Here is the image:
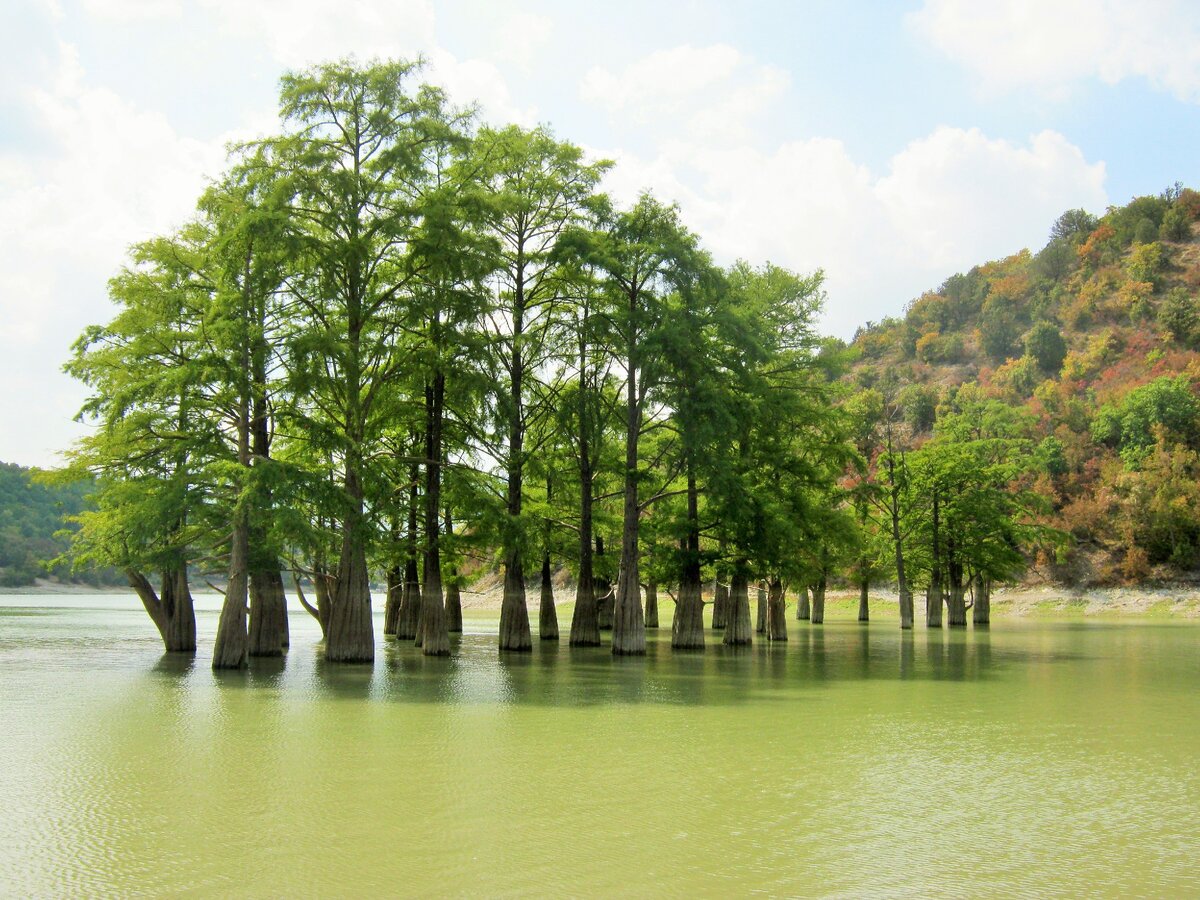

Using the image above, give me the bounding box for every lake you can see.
[1,593,1198,897]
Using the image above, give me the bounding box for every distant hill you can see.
[849,183,1200,585]
[0,462,123,588]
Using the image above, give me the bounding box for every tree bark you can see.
[712,570,729,629]
[810,576,827,626]
[644,577,659,629]
[723,568,752,646]
[396,464,421,642]
[973,575,991,626]
[796,585,810,621]
[766,577,788,641]
[596,535,613,630]
[214,509,250,669]
[756,581,768,634]
[569,503,600,646]
[857,576,870,623]
[384,563,402,636]
[946,542,967,627]
[419,372,450,656]
[539,551,559,640]
[128,567,196,652]
[249,568,287,656]
[927,493,943,628]
[444,508,462,634]
[325,459,374,663]
[671,465,704,649]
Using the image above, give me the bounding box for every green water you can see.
[1,594,1198,897]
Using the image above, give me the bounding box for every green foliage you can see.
[1025,321,1068,375]
[900,383,938,433]
[1091,376,1200,464]
[0,464,120,586]
[1050,209,1099,244]
[979,299,1022,362]
[1160,205,1192,241]
[1126,241,1165,287]
[1158,287,1200,347]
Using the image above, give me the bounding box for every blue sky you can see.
[3,0,1200,466]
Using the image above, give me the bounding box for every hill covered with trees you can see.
[850,184,1200,588]
[0,463,121,587]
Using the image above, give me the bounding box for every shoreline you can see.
[6,578,1200,618]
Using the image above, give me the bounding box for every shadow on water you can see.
[152,620,1097,707]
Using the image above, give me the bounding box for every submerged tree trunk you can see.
[796,585,811,621]
[384,563,402,637]
[672,470,705,649]
[723,568,752,646]
[325,458,375,663]
[444,508,462,634]
[927,493,943,628]
[644,578,659,629]
[810,577,827,626]
[712,570,729,630]
[973,575,991,626]
[756,581,768,634]
[418,372,450,656]
[249,567,287,656]
[569,491,600,647]
[396,461,422,641]
[596,535,613,630]
[539,551,559,640]
[946,546,967,627]
[858,577,870,622]
[128,567,196,653]
[766,577,788,642]
[247,378,287,655]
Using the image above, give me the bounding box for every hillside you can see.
[850,184,1200,585]
[0,463,122,587]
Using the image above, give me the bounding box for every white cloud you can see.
[0,40,232,465]
[595,126,1107,337]
[909,0,1200,102]
[581,44,789,143]
[199,0,437,69]
[81,0,181,20]
[490,12,553,72]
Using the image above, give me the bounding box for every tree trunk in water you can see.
[539,551,559,640]
[810,577,827,625]
[595,536,613,630]
[313,570,332,638]
[672,570,705,649]
[946,555,967,627]
[214,513,250,670]
[500,555,533,651]
[712,572,729,629]
[417,372,451,657]
[249,567,287,656]
[396,464,421,641]
[796,586,810,621]
[384,564,402,636]
[644,578,659,629]
[325,462,375,663]
[723,569,752,646]
[927,493,943,628]
[569,517,600,647]
[442,507,462,633]
[671,467,704,649]
[858,577,870,622]
[973,575,991,625]
[766,577,788,641]
[755,582,768,634]
[129,567,196,652]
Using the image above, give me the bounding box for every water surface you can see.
[2,594,1198,897]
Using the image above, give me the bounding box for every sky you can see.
[4,0,1200,467]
